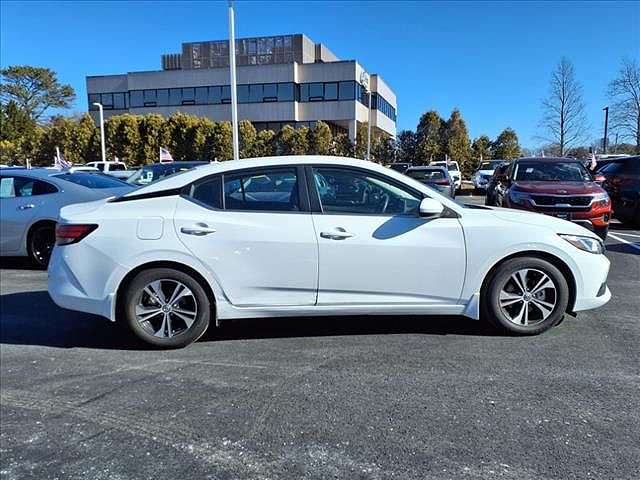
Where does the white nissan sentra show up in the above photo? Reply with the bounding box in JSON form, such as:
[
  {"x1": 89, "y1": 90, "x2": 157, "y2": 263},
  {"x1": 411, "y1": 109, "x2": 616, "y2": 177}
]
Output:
[{"x1": 48, "y1": 156, "x2": 611, "y2": 348}]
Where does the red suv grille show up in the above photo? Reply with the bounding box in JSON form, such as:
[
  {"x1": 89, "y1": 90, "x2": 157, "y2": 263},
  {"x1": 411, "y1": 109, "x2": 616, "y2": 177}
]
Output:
[{"x1": 531, "y1": 195, "x2": 592, "y2": 207}]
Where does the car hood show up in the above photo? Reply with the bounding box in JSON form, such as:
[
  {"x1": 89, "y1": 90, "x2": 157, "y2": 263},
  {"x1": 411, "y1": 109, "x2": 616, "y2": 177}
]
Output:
[
  {"x1": 475, "y1": 169, "x2": 494, "y2": 176},
  {"x1": 486, "y1": 206, "x2": 598, "y2": 237},
  {"x1": 511, "y1": 181, "x2": 604, "y2": 195}
]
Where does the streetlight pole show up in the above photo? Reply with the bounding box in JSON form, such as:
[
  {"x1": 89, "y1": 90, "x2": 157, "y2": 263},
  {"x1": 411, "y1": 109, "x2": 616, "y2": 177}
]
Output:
[
  {"x1": 228, "y1": 0, "x2": 240, "y2": 161},
  {"x1": 92, "y1": 102, "x2": 106, "y2": 163},
  {"x1": 602, "y1": 106, "x2": 609, "y2": 154},
  {"x1": 360, "y1": 71, "x2": 371, "y2": 161}
]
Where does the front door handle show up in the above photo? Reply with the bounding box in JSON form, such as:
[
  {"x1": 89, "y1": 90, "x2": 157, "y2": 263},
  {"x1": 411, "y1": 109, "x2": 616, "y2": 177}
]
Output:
[
  {"x1": 320, "y1": 227, "x2": 355, "y2": 240},
  {"x1": 17, "y1": 204, "x2": 35, "y2": 210},
  {"x1": 180, "y1": 223, "x2": 216, "y2": 236}
]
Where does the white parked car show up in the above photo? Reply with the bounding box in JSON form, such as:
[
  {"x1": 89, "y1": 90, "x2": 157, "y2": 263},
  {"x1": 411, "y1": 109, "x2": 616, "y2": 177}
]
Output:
[
  {"x1": 48, "y1": 156, "x2": 611, "y2": 348},
  {"x1": 473, "y1": 160, "x2": 506, "y2": 193},
  {"x1": 0, "y1": 169, "x2": 134, "y2": 267},
  {"x1": 432, "y1": 161, "x2": 462, "y2": 191}
]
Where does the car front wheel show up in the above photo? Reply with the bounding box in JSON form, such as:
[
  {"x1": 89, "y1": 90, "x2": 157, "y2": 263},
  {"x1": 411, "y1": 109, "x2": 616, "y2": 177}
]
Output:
[
  {"x1": 482, "y1": 257, "x2": 569, "y2": 335},
  {"x1": 123, "y1": 268, "x2": 211, "y2": 348}
]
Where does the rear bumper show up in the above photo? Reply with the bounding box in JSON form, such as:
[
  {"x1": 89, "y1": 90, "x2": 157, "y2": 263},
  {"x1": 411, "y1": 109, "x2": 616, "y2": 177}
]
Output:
[{"x1": 47, "y1": 246, "x2": 119, "y2": 321}]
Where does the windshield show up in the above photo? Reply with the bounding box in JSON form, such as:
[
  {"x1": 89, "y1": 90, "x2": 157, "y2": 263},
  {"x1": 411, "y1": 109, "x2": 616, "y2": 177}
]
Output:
[
  {"x1": 513, "y1": 162, "x2": 592, "y2": 182},
  {"x1": 55, "y1": 172, "x2": 129, "y2": 189},
  {"x1": 406, "y1": 169, "x2": 446, "y2": 181},
  {"x1": 478, "y1": 161, "x2": 502, "y2": 170}
]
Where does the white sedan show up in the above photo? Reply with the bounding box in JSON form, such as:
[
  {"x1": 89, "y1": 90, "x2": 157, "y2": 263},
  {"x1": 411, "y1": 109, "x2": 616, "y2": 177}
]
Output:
[
  {"x1": 48, "y1": 156, "x2": 611, "y2": 348},
  {"x1": 1, "y1": 169, "x2": 134, "y2": 267}
]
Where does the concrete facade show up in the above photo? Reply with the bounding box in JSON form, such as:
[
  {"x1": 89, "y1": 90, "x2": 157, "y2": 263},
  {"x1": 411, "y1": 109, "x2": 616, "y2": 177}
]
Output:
[{"x1": 86, "y1": 34, "x2": 396, "y2": 141}]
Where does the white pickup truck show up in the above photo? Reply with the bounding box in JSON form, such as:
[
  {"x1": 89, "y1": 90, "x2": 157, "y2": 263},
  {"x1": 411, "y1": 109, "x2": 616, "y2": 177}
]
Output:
[{"x1": 85, "y1": 161, "x2": 135, "y2": 180}]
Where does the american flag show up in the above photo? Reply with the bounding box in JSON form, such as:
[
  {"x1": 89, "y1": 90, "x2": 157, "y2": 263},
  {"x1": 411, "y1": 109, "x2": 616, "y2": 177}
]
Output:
[
  {"x1": 55, "y1": 150, "x2": 72, "y2": 169},
  {"x1": 159, "y1": 147, "x2": 174, "y2": 163}
]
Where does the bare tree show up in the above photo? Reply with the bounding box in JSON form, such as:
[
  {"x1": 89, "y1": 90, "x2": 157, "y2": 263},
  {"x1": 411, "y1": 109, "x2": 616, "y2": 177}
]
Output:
[
  {"x1": 608, "y1": 59, "x2": 640, "y2": 154},
  {"x1": 538, "y1": 58, "x2": 589, "y2": 156}
]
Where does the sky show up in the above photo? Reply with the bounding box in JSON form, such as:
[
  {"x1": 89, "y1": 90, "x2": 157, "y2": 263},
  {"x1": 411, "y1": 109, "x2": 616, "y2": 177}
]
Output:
[{"x1": 1, "y1": 0, "x2": 639, "y2": 148}]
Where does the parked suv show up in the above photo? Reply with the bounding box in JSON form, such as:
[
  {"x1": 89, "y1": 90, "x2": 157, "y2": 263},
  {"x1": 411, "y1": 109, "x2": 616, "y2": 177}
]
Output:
[
  {"x1": 599, "y1": 156, "x2": 640, "y2": 227},
  {"x1": 473, "y1": 160, "x2": 505, "y2": 193},
  {"x1": 501, "y1": 157, "x2": 611, "y2": 239}
]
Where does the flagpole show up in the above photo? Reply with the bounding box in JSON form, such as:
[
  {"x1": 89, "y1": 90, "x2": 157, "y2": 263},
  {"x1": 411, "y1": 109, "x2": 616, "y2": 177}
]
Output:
[
  {"x1": 55, "y1": 146, "x2": 61, "y2": 168},
  {"x1": 228, "y1": 0, "x2": 240, "y2": 161}
]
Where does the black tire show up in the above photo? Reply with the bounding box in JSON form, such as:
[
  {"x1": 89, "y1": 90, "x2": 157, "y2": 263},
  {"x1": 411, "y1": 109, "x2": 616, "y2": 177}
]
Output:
[
  {"x1": 481, "y1": 257, "x2": 569, "y2": 335},
  {"x1": 27, "y1": 223, "x2": 56, "y2": 269},
  {"x1": 594, "y1": 225, "x2": 609, "y2": 240},
  {"x1": 123, "y1": 268, "x2": 211, "y2": 348}
]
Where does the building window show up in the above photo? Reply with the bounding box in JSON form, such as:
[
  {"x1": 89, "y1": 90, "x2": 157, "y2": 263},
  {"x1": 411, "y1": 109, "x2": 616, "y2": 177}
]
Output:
[
  {"x1": 300, "y1": 84, "x2": 309, "y2": 102},
  {"x1": 338, "y1": 81, "x2": 355, "y2": 100},
  {"x1": 114, "y1": 93, "x2": 126, "y2": 109},
  {"x1": 181, "y1": 88, "x2": 195, "y2": 105},
  {"x1": 221, "y1": 86, "x2": 231, "y2": 104},
  {"x1": 169, "y1": 88, "x2": 181, "y2": 106},
  {"x1": 88, "y1": 94, "x2": 100, "y2": 110},
  {"x1": 249, "y1": 84, "x2": 263, "y2": 102},
  {"x1": 309, "y1": 83, "x2": 323, "y2": 101},
  {"x1": 324, "y1": 82, "x2": 338, "y2": 101},
  {"x1": 157, "y1": 89, "x2": 169, "y2": 106},
  {"x1": 143, "y1": 90, "x2": 157, "y2": 107},
  {"x1": 237, "y1": 85, "x2": 249, "y2": 103},
  {"x1": 209, "y1": 86, "x2": 221, "y2": 104},
  {"x1": 278, "y1": 83, "x2": 294, "y2": 102},
  {"x1": 101, "y1": 93, "x2": 114, "y2": 109},
  {"x1": 130, "y1": 90, "x2": 143, "y2": 108},
  {"x1": 263, "y1": 83, "x2": 277, "y2": 102},
  {"x1": 195, "y1": 87, "x2": 208, "y2": 104}
]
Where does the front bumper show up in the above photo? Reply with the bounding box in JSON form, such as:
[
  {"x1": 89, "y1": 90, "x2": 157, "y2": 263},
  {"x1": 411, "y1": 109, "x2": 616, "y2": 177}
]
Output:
[{"x1": 572, "y1": 251, "x2": 611, "y2": 312}]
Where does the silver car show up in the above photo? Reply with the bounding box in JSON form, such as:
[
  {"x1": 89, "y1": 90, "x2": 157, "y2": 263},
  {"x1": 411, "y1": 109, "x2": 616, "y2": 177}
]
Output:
[{"x1": 0, "y1": 169, "x2": 134, "y2": 267}]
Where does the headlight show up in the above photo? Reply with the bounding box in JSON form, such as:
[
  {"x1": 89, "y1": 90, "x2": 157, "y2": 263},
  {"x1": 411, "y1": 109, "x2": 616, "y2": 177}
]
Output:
[
  {"x1": 592, "y1": 192, "x2": 610, "y2": 208},
  {"x1": 509, "y1": 190, "x2": 531, "y2": 206},
  {"x1": 559, "y1": 234, "x2": 604, "y2": 254}
]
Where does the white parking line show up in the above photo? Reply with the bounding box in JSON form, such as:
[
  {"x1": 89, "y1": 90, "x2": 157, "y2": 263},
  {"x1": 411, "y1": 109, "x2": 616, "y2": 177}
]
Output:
[
  {"x1": 608, "y1": 233, "x2": 640, "y2": 252},
  {"x1": 611, "y1": 231, "x2": 640, "y2": 239}
]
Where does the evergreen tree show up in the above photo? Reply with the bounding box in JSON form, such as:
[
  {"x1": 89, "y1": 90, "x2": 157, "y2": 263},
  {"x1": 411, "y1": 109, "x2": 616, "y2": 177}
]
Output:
[
  {"x1": 238, "y1": 120, "x2": 257, "y2": 158},
  {"x1": 416, "y1": 111, "x2": 443, "y2": 164},
  {"x1": 442, "y1": 109, "x2": 472, "y2": 176},
  {"x1": 396, "y1": 130, "x2": 417, "y2": 163},
  {"x1": 492, "y1": 128, "x2": 521, "y2": 159},
  {"x1": 309, "y1": 121, "x2": 333, "y2": 155}
]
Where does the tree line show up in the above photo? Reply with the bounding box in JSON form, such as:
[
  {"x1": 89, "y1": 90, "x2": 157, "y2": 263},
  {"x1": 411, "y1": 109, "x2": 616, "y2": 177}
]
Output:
[{"x1": 1, "y1": 60, "x2": 639, "y2": 170}]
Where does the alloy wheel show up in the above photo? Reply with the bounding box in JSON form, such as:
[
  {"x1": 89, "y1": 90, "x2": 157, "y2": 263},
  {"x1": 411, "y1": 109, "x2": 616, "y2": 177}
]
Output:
[
  {"x1": 135, "y1": 279, "x2": 198, "y2": 338},
  {"x1": 498, "y1": 268, "x2": 557, "y2": 327}
]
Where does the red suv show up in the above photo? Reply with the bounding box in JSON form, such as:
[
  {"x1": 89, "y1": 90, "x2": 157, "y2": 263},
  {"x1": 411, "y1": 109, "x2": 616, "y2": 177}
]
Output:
[{"x1": 501, "y1": 157, "x2": 611, "y2": 239}]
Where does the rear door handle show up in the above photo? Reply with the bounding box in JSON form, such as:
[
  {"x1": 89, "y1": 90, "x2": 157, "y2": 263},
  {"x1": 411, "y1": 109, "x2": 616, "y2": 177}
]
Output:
[
  {"x1": 17, "y1": 204, "x2": 35, "y2": 210},
  {"x1": 320, "y1": 227, "x2": 355, "y2": 240},
  {"x1": 180, "y1": 223, "x2": 216, "y2": 236}
]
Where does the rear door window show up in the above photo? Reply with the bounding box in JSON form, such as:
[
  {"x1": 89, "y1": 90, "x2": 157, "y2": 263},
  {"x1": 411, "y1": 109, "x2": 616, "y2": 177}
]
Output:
[
  {"x1": 223, "y1": 168, "x2": 299, "y2": 212},
  {"x1": 0, "y1": 176, "x2": 58, "y2": 198}
]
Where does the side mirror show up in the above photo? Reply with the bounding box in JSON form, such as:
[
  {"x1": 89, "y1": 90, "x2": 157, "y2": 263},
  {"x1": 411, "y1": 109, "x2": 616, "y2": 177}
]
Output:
[
  {"x1": 419, "y1": 198, "x2": 444, "y2": 218},
  {"x1": 594, "y1": 174, "x2": 605, "y2": 184}
]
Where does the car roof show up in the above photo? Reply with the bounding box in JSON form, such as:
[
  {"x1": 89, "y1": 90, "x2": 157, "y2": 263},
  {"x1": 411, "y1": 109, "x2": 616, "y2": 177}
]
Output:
[
  {"x1": 126, "y1": 156, "x2": 437, "y2": 195},
  {"x1": 515, "y1": 157, "x2": 583, "y2": 163},
  {"x1": 0, "y1": 167, "x2": 65, "y2": 178},
  {"x1": 406, "y1": 165, "x2": 447, "y2": 170}
]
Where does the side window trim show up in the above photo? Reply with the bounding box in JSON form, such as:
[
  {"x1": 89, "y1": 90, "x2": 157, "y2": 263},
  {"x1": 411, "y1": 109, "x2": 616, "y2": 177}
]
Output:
[{"x1": 307, "y1": 164, "x2": 425, "y2": 216}]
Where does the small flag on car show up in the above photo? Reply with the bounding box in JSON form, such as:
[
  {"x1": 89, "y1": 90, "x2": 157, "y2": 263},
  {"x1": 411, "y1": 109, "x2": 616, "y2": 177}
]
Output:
[
  {"x1": 55, "y1": 147, "x2": 72, "y2": 169},
  {"x1": 159, "y1": 147, "x2": 174, "y2": 163}
]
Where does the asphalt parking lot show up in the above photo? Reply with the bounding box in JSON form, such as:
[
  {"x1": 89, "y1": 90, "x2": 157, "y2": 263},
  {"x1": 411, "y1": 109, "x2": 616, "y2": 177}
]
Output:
[{"x1": 1, "y1": 195, "x2": 639, "y2": 480}]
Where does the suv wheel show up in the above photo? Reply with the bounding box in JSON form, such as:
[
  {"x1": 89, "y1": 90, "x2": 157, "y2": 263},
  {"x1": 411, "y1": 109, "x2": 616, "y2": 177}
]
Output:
[
  {"x1": 123, "y1": 268, "x2": 211, "y2": 348},
  {"x1": 482, "y1": 257, "x2": 569, "y2": 335}
]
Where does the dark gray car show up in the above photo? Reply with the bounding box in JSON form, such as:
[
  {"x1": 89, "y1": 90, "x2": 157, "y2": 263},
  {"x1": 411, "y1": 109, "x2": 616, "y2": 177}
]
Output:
[{"x1": 404, "y1": 166, "x2": 456, "y2": 198}]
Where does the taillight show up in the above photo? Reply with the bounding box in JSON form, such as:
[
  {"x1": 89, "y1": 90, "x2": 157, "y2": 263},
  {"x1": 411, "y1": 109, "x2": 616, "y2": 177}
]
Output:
[
  {"x1": 55, "y1": 224, "x2": 98, "y2": 246},
  {"x1": 434, "y1": 179, "x2": 450, "y2": 185}
]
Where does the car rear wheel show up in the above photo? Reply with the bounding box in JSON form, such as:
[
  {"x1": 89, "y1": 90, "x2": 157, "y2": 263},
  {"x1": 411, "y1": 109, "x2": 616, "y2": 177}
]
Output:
[
  {"x1": 482, "y1": 257, "x2": 569, "y2": 335},
  {"x1": 123, "y1": 268, "x2": 211, "y2": 348},
  {"x1": 27, "y1": 223, "x2": 56, "y2": 268}
]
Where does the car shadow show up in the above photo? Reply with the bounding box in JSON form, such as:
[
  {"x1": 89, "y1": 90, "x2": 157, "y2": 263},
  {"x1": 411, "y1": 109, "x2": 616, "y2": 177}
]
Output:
[
  {"x1": 605, "y1": 242, "x2": 639, "y2": 255},
  {"x1": 0, "y1": 257, "x2": 42, "y2": 271},
  {"x1": 0, "y1": 291, "x2": 500, "y2": 350}
]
